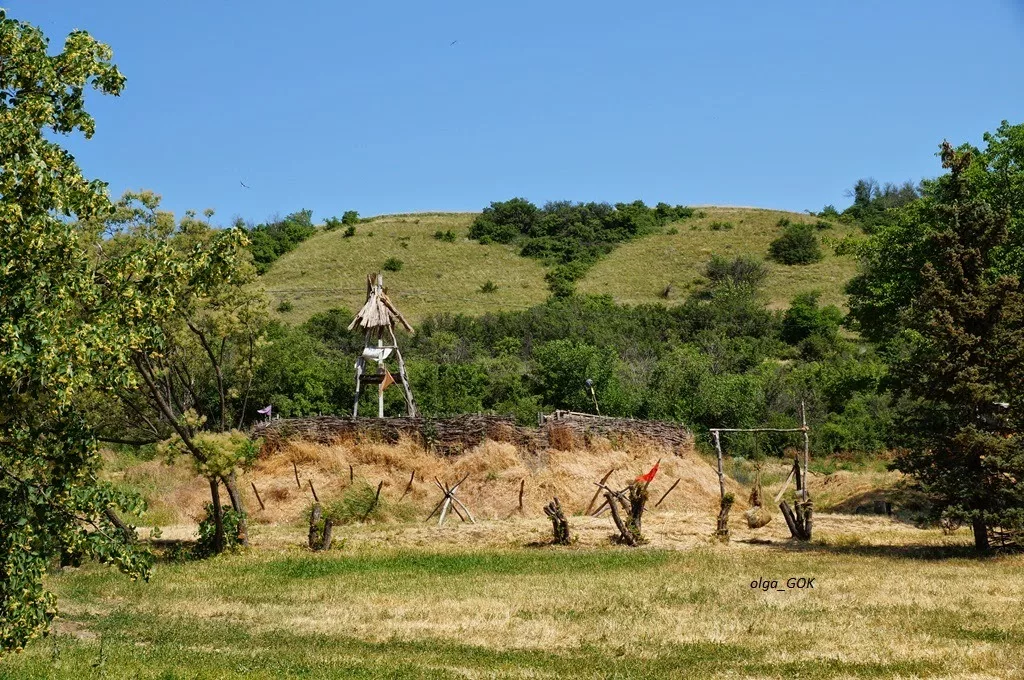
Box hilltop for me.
[259,207,861,324]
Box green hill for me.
[259,207,860,324]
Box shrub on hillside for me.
[343,225,356,238]
[342,210,360,225]
[434,230,456,242]
[769,223,823,265]
[382,257,403,272]
[247,209,317,274]
[704,255,768,292]
[469,198,694,275]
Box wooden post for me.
[585,468,616,515]
[713,430,725,501]
[293,461,301,489]
[361,481,384,522]
[518,479,525,514]
[250,482,265,511]
[800,401,810,502]
[401,470,415,500]
[349,464,354,483]
[378,379,385,418]
[387,325,417,417]
[544,497,571,545]
[308,480,319,504]
[654,478,681,508]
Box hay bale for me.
[744,505,773,529]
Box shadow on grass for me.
[737,537,995,561]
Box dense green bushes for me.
[769,222,823,265]
[237,258,893,456]
[470,198,693,295]
[247,210,317,274]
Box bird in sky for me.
[449,40,457,46]
[240,181,250,189]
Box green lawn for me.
[5,537,1023,679]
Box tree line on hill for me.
[2,7,1023,653]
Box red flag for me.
[636,460,660,484]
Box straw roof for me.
[348,273,414,333]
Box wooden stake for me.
[400,470,416,500]
[361,481,384,522]
[250,482,265,511]
[518,479,525,514]
[713,430,725,501]
[654,478,681,508]
[308,480,319,504]
[584,468,616,515]
[293,461,301,489]
[800,400,810,502]
[349,464,354,483]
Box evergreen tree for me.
[886,141,1024,550]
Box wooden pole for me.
[349,464,354,483]
[250,482,265,511]
[378,380,385,418]
[401,470,415,500]
[361,481,384,522]
[387,325,417,417]
[801,401,810,502]
[654,478,681,508]
[713,430,725,502]
[308,480,319,504]
[293,461,301,489]
[584,468,616,515]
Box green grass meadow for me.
[5,541,1023,679]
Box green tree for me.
[871,141,1024,550]
[768,222,823,265]
[88,192,267,550]
[0,11,156,651]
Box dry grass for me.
[14,514,1024,678]
[15,441,1023,677]
[257,207,861,325]
[577,207,860,310]
[258,213,550,324]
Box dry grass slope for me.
[259,213,550,324]
[578,207,860,310]
[258,207,861,324]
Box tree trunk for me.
[973,516,990,552]
[543,497,571,545]
[221,471,249,546]
[209,477,225,554]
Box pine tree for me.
[888,142,1024,551]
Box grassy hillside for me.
[260,207,860,324]
[578,207,860,310]
[260,213,550,325]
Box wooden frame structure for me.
[709,401,813,540]
[349,273,417,417]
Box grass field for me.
[259,208,862,324]
[578,207,860,310]
[5,518,1022,679]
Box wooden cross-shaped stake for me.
[425,473,476,526]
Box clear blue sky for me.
[10,1,1024,224]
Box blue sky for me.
[10,1,1024,224]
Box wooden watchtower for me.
[348,273,417,417]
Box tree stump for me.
[543,497,571,545]
[715,492,734,541]
[780,497,813,541]
[308,503,334,551]
[605,481,648,546]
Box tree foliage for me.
[768,222,823,265]
[0,11,155,652]
[855,137,1024,550]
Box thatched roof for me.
[348,273,414,334]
